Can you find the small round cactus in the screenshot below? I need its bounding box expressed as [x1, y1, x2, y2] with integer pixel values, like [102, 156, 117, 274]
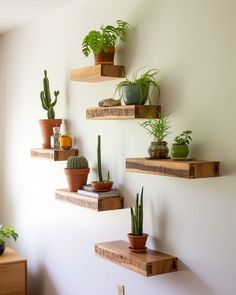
[66, 156, 89, 169]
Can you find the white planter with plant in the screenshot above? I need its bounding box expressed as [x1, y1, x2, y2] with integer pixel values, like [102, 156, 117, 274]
[82, 20, 132, 65]
[141, 113, 170, 159]
[115, 68, 160, 105]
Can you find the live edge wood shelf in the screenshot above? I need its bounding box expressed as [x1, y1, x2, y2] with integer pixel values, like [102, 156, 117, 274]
[95, 240, 178, 277]
[55, 189, 124, 211]
[70, 65, 125, 82]
[86, 105, 161, 120]
[126, 158, 220, 179]
[31, 148, 78, 161]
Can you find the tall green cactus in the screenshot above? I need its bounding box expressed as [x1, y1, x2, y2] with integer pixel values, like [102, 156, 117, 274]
[40, 70, 59, 119]
[130, 187, 144, 236]
[97, 135, 103, 182]
[66, 156, 89, 169]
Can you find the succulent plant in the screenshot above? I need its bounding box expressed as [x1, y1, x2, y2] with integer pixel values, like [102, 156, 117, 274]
[66, 156, 89, 169]
[40, 70, 59, 119]
[130, 187, 144, 236]
[97, 135, 103, 182]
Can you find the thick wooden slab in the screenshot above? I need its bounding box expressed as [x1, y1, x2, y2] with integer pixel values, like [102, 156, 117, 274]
[31, 148, 78, 161]
[126, 158, 220, 179]
[86, 105, 161, 120]
[55, 189, 124, 211]
[0, 248, 26, 266]
[95, 240, 178, 277]
[70, 65, 125, 82]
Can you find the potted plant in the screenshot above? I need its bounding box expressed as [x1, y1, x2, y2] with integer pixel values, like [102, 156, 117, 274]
[82, 19, 132, 65]
[39, 70, 62, 148]
[128, 187, 148, 253]
[65, 156, 90, 192]
[115, 68, 160, 105]
[0, 224, 18, 255]
[141, 113, 171, 159]
[171, 130, 192, 158]
[91, 135, 113, 192]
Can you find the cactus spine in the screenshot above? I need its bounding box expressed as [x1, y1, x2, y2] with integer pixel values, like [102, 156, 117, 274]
[40, 70, 59, 119]
[66, 156, 89, 169]
[130, 187, 144, 236]
[97, 135, 103, 182]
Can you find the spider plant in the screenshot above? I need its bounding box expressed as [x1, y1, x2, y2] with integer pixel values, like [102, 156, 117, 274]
[141, 113, 171, 143]
[115, 68, 160, 105]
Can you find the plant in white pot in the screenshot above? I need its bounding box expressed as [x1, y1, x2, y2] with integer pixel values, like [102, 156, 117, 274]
[171, 130, 192, 158]
[141, 113, 171, 159]
[0, 224, 18, 255]
[82, 19, 132, 65]
[39, 70, 62, 148]
[65, 156, 90, 192]
[128, 187, 148, 253]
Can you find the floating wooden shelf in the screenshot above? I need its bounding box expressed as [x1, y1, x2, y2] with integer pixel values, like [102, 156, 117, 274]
[86, 105, 161, 120]
[95, 240, 178, 277]
[70, 65, 125, 82]
[55, 189, 124, 211]
[31, 148, 78, 161]
[126, 158, 220, 179]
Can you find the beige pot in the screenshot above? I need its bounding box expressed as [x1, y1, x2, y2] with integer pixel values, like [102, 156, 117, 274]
[39, 119, 62, 149]
[65, 168, 90, 192]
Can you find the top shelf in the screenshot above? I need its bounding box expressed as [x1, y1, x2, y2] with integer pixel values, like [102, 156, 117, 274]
[70, 65, 125, 82]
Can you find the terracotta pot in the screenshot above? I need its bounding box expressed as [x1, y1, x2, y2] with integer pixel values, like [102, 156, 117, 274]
[39, 119, 62, 149]
[94, 47, 115, 65]
[148, 141, 169, 159]
[127, 233, 148, 253]
[65, 168, 90, 192]
[0, 241, 5, 255]
[91, 181, 113, 192]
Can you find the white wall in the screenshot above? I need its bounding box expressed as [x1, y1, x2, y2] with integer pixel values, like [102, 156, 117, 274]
[1, 0, 236, 294]
[0, 37, 3, 223]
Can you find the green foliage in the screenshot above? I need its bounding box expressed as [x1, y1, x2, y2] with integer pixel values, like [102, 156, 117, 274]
[66, 156, 89, 169]
[97, 135, 103, 182]
[0, 224, 18, 245]
[141, 113, 171, 143]
[130, 187, 144, 236]
[82, 20, 132, 57]
[40, 70, 59, 119]
[115, 68, 160, 105]
[174, 130, 192, 145]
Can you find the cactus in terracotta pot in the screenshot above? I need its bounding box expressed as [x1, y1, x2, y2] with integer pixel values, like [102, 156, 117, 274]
[128, 187, 148, 253]
[91, 135, 113, 192]
[65, 156, 90, 192]
[39, 70, 62, 148]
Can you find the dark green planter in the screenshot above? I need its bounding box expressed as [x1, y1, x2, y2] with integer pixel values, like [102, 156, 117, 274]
[0, 241, 5, 255]
[171, 144, 189, 158]
[122, 85, 147, 105]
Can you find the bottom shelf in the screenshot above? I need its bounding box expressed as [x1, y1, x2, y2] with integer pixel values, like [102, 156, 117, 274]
[95, 240, 178, 277]
[55, 189, 124, 211]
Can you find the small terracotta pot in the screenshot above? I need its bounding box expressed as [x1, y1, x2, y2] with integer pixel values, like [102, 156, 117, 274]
[127, 233, 148, 253]
[39, 119, 62, 149]
[148, 141, 169, 159]
[91, 181, 113, 192]
[0, 241, 5, 255]
[94, 47, 115, 65]
[65, 168, 90, 192]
